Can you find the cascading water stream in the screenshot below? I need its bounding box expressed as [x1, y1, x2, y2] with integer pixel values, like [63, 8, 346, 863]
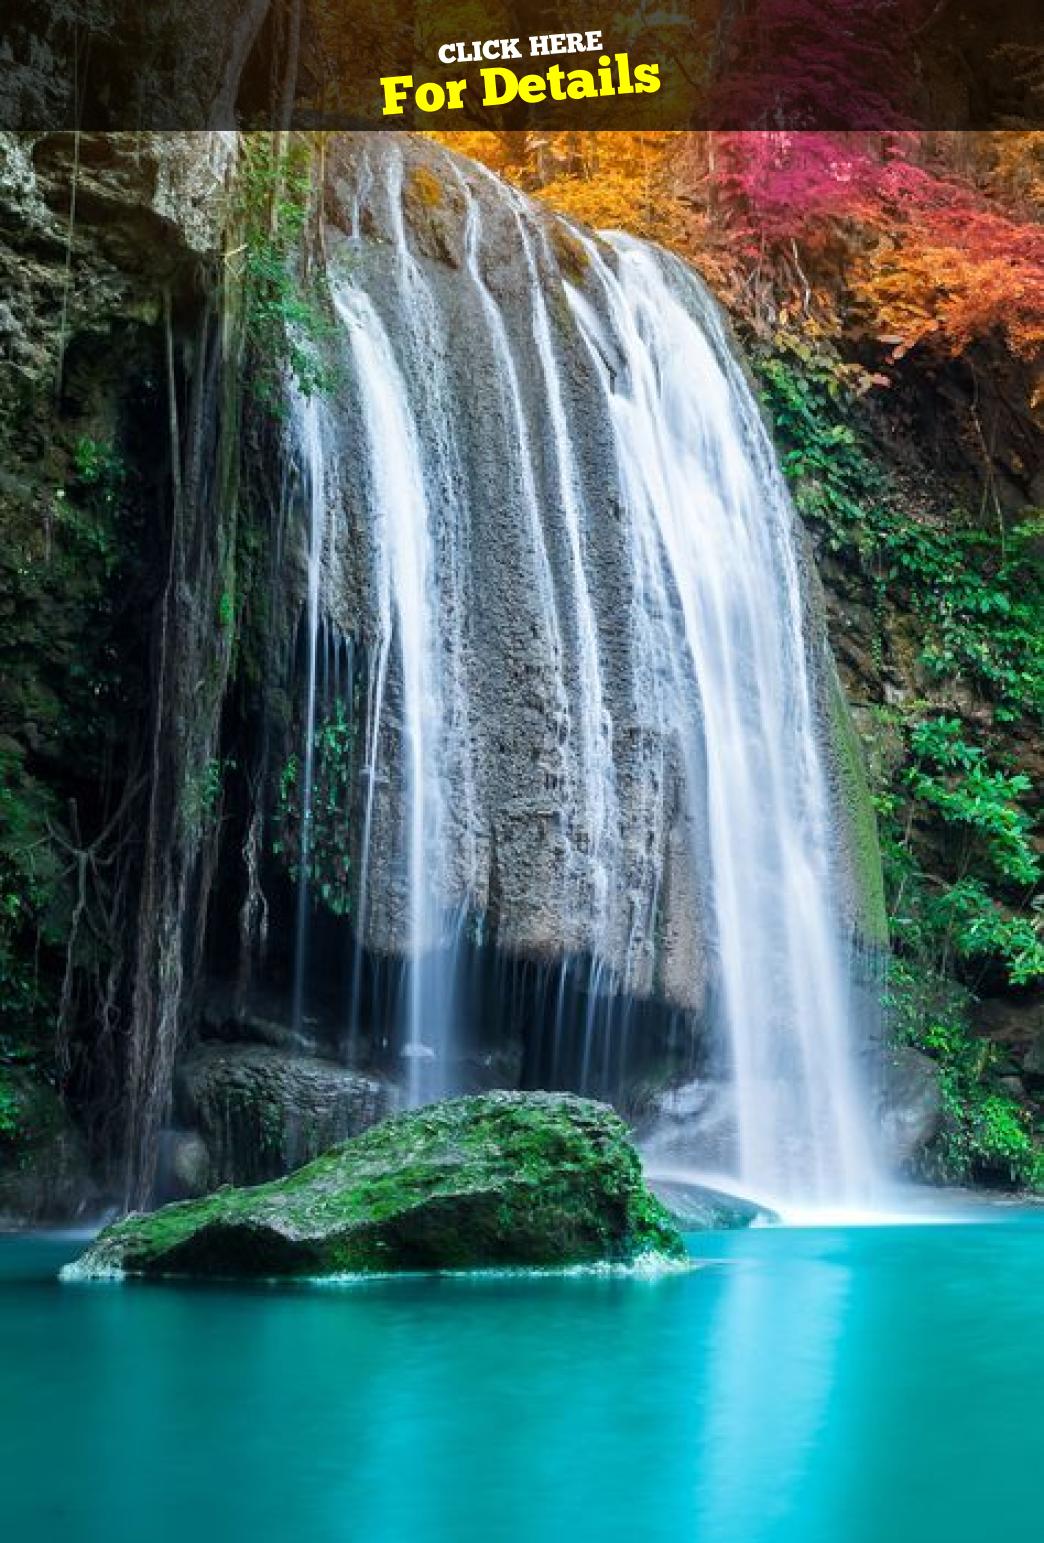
[290, 394, 327, 1036]
[565, 234, 879, 1205]
[304, 140, 883, 1206]
[458, 167, 632, 1085]
[329, 280, 443, 1105]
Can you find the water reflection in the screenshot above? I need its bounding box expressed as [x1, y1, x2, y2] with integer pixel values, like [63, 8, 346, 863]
[694, 1240, 846, 1542]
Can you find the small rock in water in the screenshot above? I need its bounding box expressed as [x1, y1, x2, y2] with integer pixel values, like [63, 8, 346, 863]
[649, 1177, 778, 1230]
[400, 1041, 436, 1061]
[63, 1092, 686, 1280]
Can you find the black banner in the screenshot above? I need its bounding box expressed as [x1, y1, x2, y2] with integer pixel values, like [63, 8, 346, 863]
[3, 0, 1041, 131]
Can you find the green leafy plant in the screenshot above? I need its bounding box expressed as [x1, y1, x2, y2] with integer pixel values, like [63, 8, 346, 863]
[905, 717, 1039, 889]
[274, 698, 356, 915]
[760, 336, 1041, 991]
[887, 961, 1042, 1187]
[0, 1068, 22, 1142]
[73, 436, 125, 497]
[236, 138, 336, 410]
[875, 715, 1042, 991]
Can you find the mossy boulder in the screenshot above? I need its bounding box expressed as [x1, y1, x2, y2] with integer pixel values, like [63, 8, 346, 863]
[65, 1092, 685, 1279]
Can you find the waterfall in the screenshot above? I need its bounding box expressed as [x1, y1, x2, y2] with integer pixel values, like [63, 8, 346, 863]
[328, 281, 449, 1105]
[290, 394, 327, 1036]
[293, 139, 882, 1205]
[567, 235, 879, 1204]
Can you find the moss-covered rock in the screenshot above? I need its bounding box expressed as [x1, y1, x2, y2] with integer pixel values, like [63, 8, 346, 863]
[65, 1092, 686, 1279]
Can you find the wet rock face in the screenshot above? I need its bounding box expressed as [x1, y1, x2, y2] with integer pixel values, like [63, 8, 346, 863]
[65, 1092, 687, 1279]
[635, 1078, 742, 1176]
[156, 1130, 212, 1200]
[0, 132, 232, 428]
[0, 130, 242, 1218]
[174, 1045, 392, 1188]
[322, 133, 672, 986]
[878, 1047, 944, 1170]
[0, 1070, 100, 1224]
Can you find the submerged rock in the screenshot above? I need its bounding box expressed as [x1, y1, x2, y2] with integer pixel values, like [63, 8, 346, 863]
[65, 1093, 686, 1280]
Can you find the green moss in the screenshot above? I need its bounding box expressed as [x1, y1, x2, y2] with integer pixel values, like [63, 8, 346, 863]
[68, 1093, 686, 1279]
[826, 667, 889, 947]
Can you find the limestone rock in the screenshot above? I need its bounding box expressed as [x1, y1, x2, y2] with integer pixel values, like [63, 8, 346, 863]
[175, 1044, 392, 1188]
[878, 1047, 944, 1169]
[1024, 1033, 1044, 1083]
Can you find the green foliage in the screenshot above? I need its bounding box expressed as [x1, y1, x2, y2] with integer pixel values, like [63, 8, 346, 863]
[756, 337, 1044, 724]
[237, 138, 335, 410]
[755, 341, 878, 556]
[927, 881, 1044, 987]
[277, 753, 298, 809]
[889, 963, 1042, 1186]
[879, 781, 1042, 1188]
[759, 335, 1041, 990]
[0, 425, 142, 1064]
[182, 757, 235, 836]
[912, 517, 1043, 725]
[51, 436, 126, 578]
[0, 754, 63, 1044]
[875, 719, 1042, 990]
[72, 436, 125, 496]
[0, 1067, 21, 1142]
[964, 1094, 1042, 1186]
[273, 699, 356, 914]
[906, 717, 1039, 889]
[0, 1064, 66, 1157]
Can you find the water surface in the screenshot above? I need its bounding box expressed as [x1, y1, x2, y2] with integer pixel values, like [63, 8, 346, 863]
[3, 1217, 1040, 1541]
